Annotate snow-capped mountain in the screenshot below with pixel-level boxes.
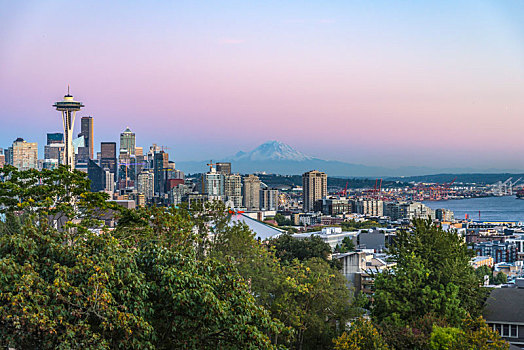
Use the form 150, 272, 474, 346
177, 140, 393, 176
176, 140, 513, 176
227, 141, 312, 162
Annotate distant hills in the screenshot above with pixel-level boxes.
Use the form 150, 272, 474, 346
176, 140, 522, 178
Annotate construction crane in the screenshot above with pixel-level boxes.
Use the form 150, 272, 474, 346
338, 181, 349, 197
441, 177, 457, 199
373, 178, 383, 199
206, 160, 217, 172
508, 177, 522, 196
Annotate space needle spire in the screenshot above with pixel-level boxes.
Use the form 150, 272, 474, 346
53, 87, 84, 170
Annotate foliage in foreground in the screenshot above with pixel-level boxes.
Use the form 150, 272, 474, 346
369, 220, 506, 349
333, 318, 389, 350
0, 167, 509, 350
0, 218, 280, 349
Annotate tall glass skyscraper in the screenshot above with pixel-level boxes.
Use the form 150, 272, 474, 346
119, 127, 136, 155
79, 116, 94, 159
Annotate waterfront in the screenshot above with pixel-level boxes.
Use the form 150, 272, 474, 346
423, 196, 524, 222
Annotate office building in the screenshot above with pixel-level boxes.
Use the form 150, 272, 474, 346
260, 188, 279, 211
153, 151, 169, 195
224, 173, 242, 208
0, 149, 4, 168
88, 159, 105, 192
78, 116, 94, 159
318, 198, 351, 216
435, 208, 454, 222
11, 138, 38, 170
47, 133, 64, 145
118, 150, 138, 189
169, 183, 192, 206
120, 127, 136, 155
216, 162, 232, 175
44, 144, 64, 162
53, 88, 84, 170
302, 170, 327, 212
243, 174, 261, 211
135, 146, 143, 156
100, 142, 117, 177
44, 133, 65, 166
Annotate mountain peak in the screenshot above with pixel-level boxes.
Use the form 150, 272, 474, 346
228, 141, 313, 162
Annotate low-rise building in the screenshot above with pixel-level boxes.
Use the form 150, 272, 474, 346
334, 251, 396, 295
474, 241, 518, 264
292, 227, 358, 250
484, 284, 524, 348
470, 256, 494, 269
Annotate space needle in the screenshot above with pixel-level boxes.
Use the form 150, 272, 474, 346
53, 87, 84, 170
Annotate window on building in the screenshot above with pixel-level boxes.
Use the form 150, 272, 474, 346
490, 323, 518, 338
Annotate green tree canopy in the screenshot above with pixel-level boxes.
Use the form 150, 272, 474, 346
333, 317, 389, 350
373, 220, 487, 327
269, 233, 336, 267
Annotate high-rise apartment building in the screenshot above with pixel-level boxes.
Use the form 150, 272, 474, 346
0, 148, 5, 168
224, 174, 242, 208
11, 138, 38, 171
137, 170, 155, 201
216, 162, 232, 175
260, 188, 279, 211
352, 199, 383, 216
243, 174, 261, 211
302, 170, 327, 212
120, 127, 136, 155
100, 142, 117, 177
79, 116, 94, 159
202, 167, 225, 199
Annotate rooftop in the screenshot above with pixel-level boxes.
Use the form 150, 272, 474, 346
229, 213, 285, 240
483, 287, 524, 323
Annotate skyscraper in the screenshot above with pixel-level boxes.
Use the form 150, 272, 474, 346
243, 174, 261, 211
100, 142, 117, 177
46, 133, 64, 145
153, 151, 169, 195
88, 159, 105, 192
120, 127, 136, 155
44, 133, 64, 168
53, 88, 84, 170
79, 116, 94, 159
11, 138, 38, 171
302, 170, 327, 212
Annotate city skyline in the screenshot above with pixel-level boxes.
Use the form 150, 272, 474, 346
1, 1, 523, 170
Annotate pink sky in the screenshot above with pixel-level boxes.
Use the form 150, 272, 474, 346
0, 1, 523, 170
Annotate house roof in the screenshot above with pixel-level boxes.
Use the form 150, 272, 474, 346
229, 213, 285, 240
483, 288, 524, 323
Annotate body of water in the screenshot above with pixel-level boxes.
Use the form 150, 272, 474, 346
423, 196, 524, 222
